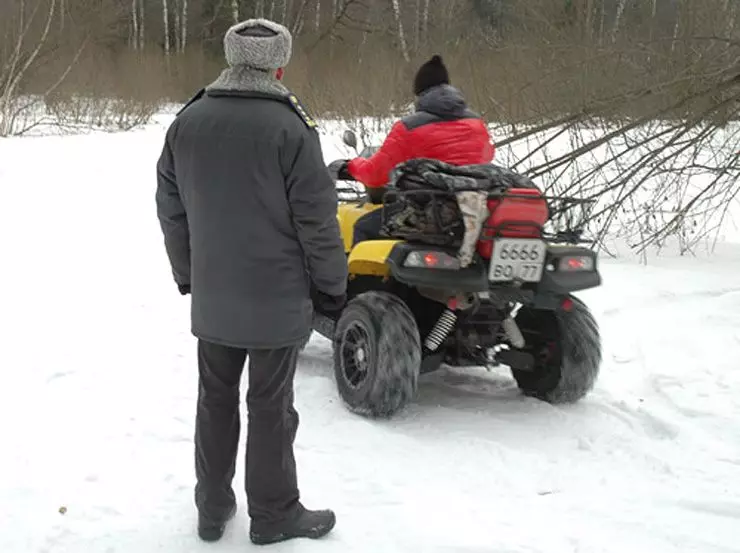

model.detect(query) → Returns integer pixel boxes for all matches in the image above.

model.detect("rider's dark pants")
[352,208,384,246]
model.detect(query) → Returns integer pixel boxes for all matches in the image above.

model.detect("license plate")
[488,238,547,282]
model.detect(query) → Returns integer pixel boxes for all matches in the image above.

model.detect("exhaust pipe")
[503,303,525,348]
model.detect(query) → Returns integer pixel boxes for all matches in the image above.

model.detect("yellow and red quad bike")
[312,131,602,419]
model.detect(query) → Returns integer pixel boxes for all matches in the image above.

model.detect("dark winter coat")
[347,85,495,188]
[156,72,347,349]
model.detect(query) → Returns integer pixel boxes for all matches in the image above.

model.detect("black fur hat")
[413,54,450,96]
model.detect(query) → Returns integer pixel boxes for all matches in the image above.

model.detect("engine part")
[502,316,525,348]
[496,349,535,371]
[424,309,458,351]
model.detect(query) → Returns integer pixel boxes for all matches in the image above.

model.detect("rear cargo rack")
[485,190,597,244]
[379,186,597,246]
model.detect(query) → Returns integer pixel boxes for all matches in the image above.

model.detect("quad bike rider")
[329,55,495,246]
[317,57,603,419]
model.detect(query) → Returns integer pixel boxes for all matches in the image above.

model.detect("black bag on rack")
[380,167,466,248]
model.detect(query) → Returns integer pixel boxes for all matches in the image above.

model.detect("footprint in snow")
[678,499,740,520]
[46,371,74,383]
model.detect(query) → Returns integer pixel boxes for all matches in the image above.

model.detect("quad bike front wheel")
[511,295,601,403]
[333,291,422,418]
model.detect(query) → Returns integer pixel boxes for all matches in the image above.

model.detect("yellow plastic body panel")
[347,240,402,277]
[337,202,383,253]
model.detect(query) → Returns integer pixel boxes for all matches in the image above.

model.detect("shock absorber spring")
[424,309,458,352]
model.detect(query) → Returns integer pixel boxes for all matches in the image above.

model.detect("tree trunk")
[174,0,181,52]
[180,0,188,52]
[671,1,681,54]
[612,0,627,42]
[131,0,138,50]
[413,0,420,52]
[163,0,170,56]
[391,0,410,62]
[422,0,429,44]
[330,0,337,41]
[584,0,594,41]
[290,0,308,34]
[138,0,145,50]
[723,0,735,44]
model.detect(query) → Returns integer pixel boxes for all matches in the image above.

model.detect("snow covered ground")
[1,116,740,553]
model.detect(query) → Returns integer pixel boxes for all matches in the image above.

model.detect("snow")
[1,115,740,553]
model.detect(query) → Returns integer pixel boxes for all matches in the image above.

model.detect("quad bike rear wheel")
[511,295,601,403]
[333,291,421,418]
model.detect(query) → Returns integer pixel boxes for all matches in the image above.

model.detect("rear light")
[404,251,461,270]
[558,255,594,272]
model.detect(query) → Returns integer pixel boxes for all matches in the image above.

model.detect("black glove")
[311,286,347,315]
[178,283,191,295]
[328,159,352,181]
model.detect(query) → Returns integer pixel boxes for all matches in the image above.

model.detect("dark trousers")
[194,339,301,525]
[352,208,384,246]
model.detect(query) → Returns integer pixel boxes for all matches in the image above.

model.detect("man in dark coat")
[155,17,347,546]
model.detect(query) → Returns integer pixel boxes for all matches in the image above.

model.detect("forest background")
[2,0,739,253]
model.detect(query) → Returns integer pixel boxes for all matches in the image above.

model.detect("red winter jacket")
[347,85,495,188]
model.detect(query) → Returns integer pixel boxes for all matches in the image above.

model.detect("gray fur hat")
[223,19,292,70]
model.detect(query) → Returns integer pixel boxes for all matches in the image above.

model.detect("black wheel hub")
[339,321,371,389]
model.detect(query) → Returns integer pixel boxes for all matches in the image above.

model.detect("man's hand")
[311,286,346,315]
[328,159,352,181]
[178,284,191,295]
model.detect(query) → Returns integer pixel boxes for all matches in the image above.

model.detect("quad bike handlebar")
[331,171,386,205]
[330,129,386,204]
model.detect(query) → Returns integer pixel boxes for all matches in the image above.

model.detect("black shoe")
[249,506,336,545]
[198,504,237,542]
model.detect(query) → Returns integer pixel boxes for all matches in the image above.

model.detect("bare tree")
[282,0,289,24]
[390,0,410,62]
[611,0,627,42]
[180,0,187,51]
[422,0,429,43]
[0,0,86,136]
[131,0,138,49]
[162,0,171,56]
[138,0,145,50]
[174,0,180,50]
[134,0,146,50]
